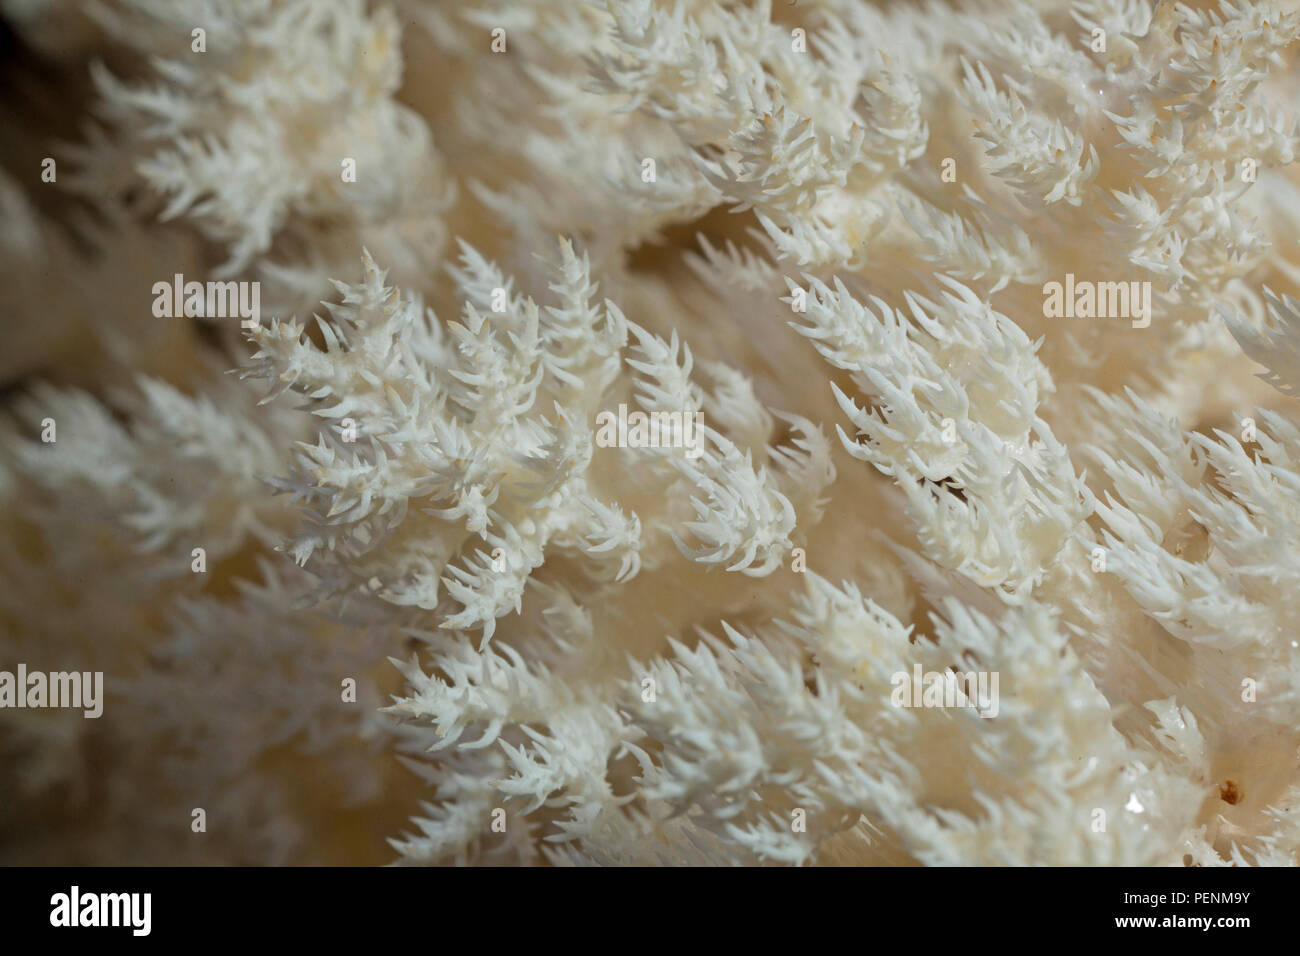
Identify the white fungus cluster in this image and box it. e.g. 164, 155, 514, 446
2, 0, 1300, 866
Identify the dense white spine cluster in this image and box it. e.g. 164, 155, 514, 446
3, 0, 1300, 867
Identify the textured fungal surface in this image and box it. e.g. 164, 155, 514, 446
3, 0, 1300, 867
